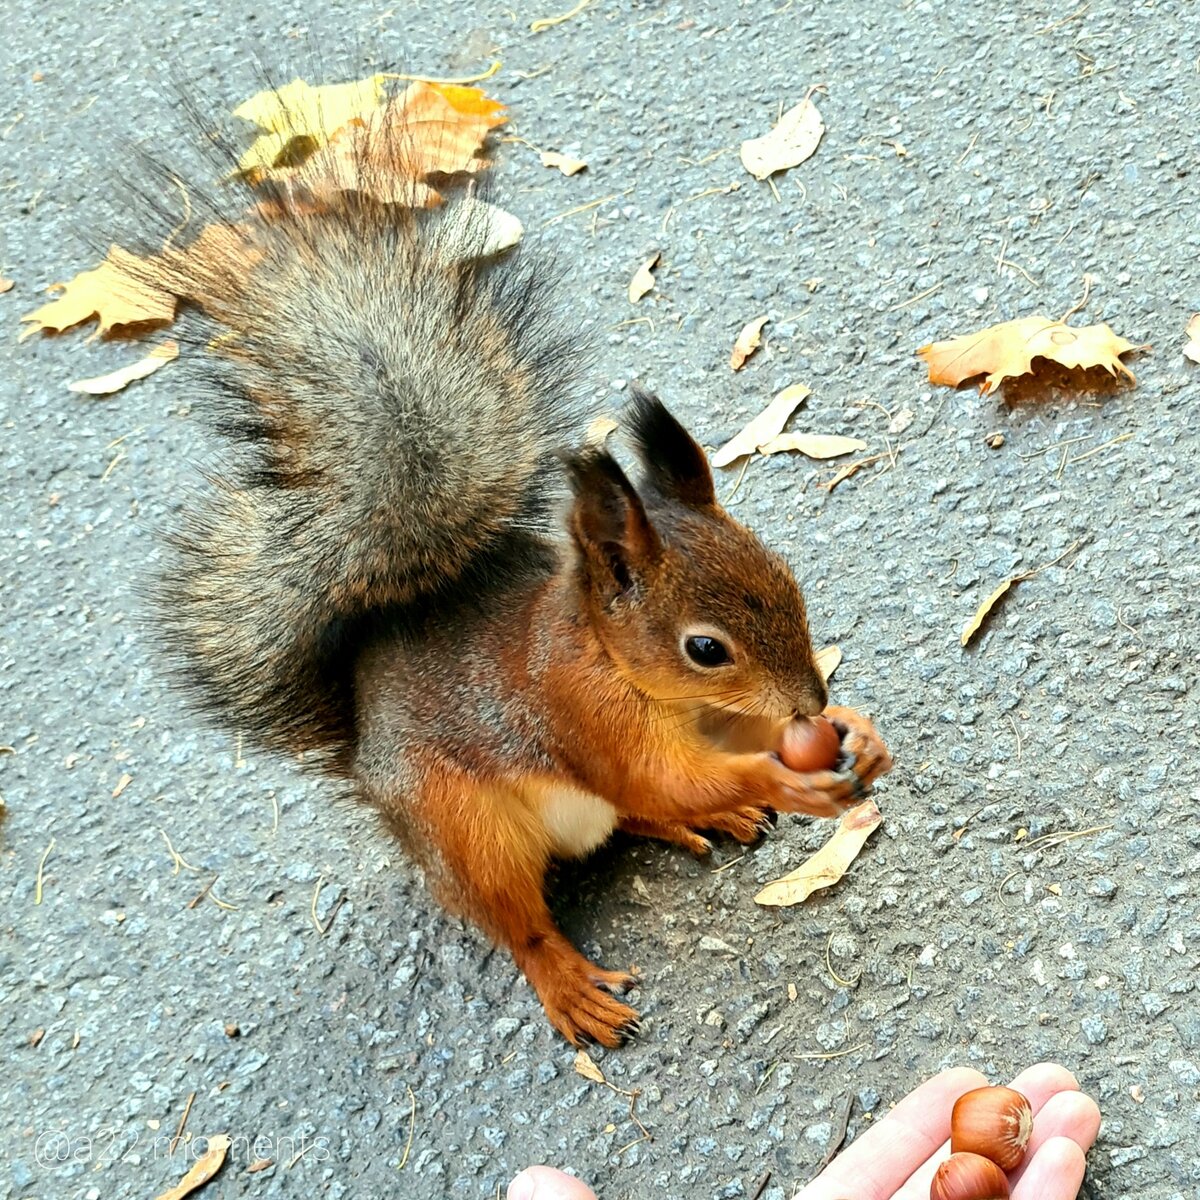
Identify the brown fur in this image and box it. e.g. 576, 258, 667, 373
147, 129, 891, 1043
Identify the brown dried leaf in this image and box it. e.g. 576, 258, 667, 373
711, 383, 810, 467
754, 800, 882, 907
628, 252, 661, 303
814, 645, 842, 682
961, 578, 1016, 647
740, 97, 825, 181
757, 432, 867, 460
540, 149, 587, 176
918, 315, 1138, 395
68, 340, 179, 396
1184, 314, 1200, 364
573, 1049, 606, 1084
20, 246, 176, 340
154, 1134, 231, 1200
730, 315, 769, 370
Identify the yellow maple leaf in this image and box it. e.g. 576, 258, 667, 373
20, 245, 176, 340
263, 81, 506, 206
233, 75, 388, 178
918, 315, 1138, 395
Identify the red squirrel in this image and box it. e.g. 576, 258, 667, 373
131, 80, 891, 1046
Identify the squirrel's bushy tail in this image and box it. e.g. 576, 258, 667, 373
138, 100, 584, 770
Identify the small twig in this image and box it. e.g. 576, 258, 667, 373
381, 62, 501, 85
531, 0, 592, 32
795, 1042, 868, 1061
710, 851, 750, 875
35, 837, 56, 904
749, 1170, 772, 1200
1007, 713, 1023, 763
310, 876, 345, 935
1024, 824, 1112, 852
886, 282, 942, 312
824, 931, 861, 988
398, 1086, 417, 1170
1067, 432, 1133, 465
725, 454, 752, 502
819, 1095, 854, 1168
170, 1091, 195, 1154
160, 828, 199, 875
1059, 272, 1096, 323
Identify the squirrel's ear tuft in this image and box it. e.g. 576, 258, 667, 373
625, 387, 716, 508
563, 448, 661, 601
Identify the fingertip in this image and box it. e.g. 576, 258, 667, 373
507, 1166, 598, 1200
1007, 1062, 1081, 1106
1013, 1136, 1087, 1200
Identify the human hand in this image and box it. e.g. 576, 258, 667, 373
795, 1063, 1100, 1200
506, 1063, 1100, 1200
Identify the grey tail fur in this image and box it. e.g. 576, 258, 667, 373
128, 81, 588, 772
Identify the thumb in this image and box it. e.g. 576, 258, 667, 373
507, 1165, 599, 1200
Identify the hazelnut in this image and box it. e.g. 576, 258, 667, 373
950, 1086, 1033, 1172
930, 1152, 1011, 1200
778, 715, 841, 772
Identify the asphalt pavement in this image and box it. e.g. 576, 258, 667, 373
2, 2, 1198, 1198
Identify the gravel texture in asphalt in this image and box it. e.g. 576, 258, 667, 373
3, 3, 1198, 1199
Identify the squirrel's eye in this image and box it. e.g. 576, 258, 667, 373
685, 635, 732, 668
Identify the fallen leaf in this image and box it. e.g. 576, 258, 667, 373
0, 276, 13, 293
918, 315, 1138, 395
1184, 314, 1200, 364
887, 406, 915, 435
282, 82, 505, 207
20, 246, 176, 340
755, 800, 882, 907
740, 96, 825, 181
573, 1049, 606, 1084
756, 432, 867, 460
246, 1159, 274, 1174
730, 315, 770, 370
68, 340, 178, 396
628, 252, 661, 303
233, 75, 389, 178
961, 578, 1016, 647
587, 416, 618, 445
814, 645, 842, 682
154, 1134, 231, 1200
711, 383, 810, 467
540, 149, 587, 176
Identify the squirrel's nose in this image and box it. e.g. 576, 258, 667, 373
793, 676, 828, 719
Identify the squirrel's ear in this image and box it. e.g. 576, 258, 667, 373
625, 387, 716, 508
564, 448, 661, 600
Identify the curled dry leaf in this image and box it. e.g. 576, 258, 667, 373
628, 252, 661, 303
154, 1134, 231, 1200
540, 149, 587, 176
0, 276, 13, 293
68, 340, 179, 396
1184, 314, 1200, 364
730, 315, 770, 370
740, 96, 825, 181
573, 1049, 606, 1084
918, 315, 1138, 395
711, 383, 810, 466
756, 432, 867, 460
754, 800, 882, 907
814, 645, 842, 682
961, 578, 1016, 647
20, 246, 176, 340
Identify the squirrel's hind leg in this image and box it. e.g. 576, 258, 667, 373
390, 764, 641, 1047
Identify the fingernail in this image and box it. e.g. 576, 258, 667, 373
507, 1170, 536, 1200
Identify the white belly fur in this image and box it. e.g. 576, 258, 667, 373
540, 786, 619, 858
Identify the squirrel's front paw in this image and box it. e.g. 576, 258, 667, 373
824, 705, 893, 788
740, 754, 860, 819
